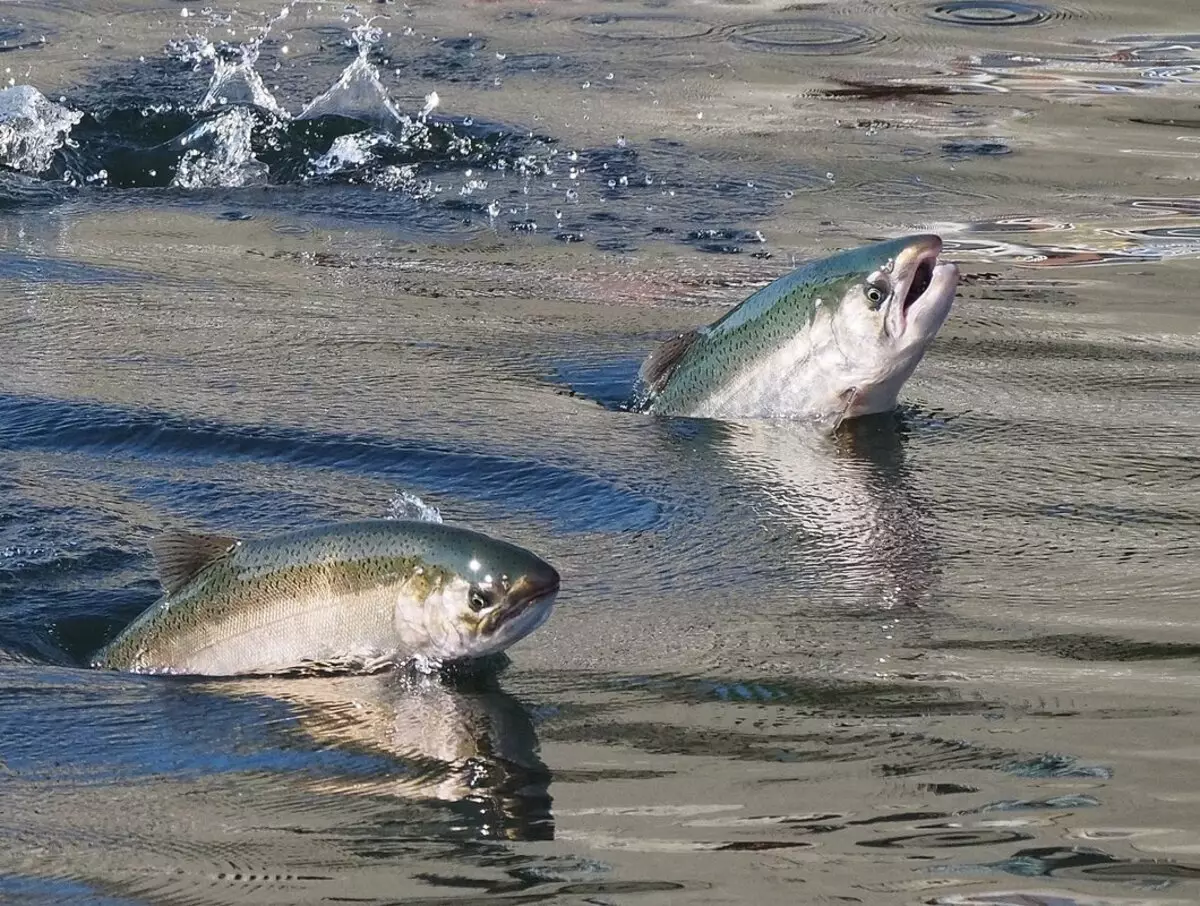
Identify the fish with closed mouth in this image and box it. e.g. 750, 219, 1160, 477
91, 519, 561, 677
629, 234, 959, 423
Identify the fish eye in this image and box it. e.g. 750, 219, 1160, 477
864, 276, 890, 308
468, 586, 493, 613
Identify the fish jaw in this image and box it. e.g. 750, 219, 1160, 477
406, 570, 560, 664
887, 235, 958, 349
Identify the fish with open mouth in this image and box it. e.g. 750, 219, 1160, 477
629, 234, 959, 423
91, 519, 561, 677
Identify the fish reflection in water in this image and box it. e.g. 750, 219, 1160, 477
694, 413, 938, 614
216, 666, 554, 841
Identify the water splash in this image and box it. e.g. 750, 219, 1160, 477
297, 21, 401, 126
173, 106, 270, 188
167, 4, 292, 117
386, 491, 443, 524
0, 86, 82, 175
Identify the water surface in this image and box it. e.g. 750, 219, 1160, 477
1, 1, 1199, 904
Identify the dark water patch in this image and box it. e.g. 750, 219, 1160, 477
542, 670, 1002, 717
980, 846, 1200, 881
1129, 116, 1200, 129
0, 874, 144, 906
860, 828, 1034, 848
924, 1, 1056, 27
72, 57, 212, 118
50, 105, 533, 190
941, 137, 1012, 157
683, 227, 767, 256
0, 251, 147, 285
0, 393, 662, 535
935, 333, 1200, 366
0, 172, 70, 209
1109, 223, 1200, 241
962, 217, 1074, 233
723, 18, 886, 56
920, 783, 981, 795
977, 794, 1101, 812
559, 880, 689, 894
1119, 197, 1200, 216
549, 354, 643, 410
0, 668, 395, 783
848, 810, 949, 826
1003, 755, 1113, 780
928, 634, 1200, 663
0, 33, 47, 55
544, 717, 1038, 783
569, 13, 716, 42
817, 80, 959, 100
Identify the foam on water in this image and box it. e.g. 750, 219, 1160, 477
0, 85, 82, 175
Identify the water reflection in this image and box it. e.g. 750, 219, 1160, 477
693, 415, 938, 613
218, 668, 554, 841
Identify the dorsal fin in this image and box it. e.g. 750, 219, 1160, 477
150, 531, 239, 595
638, 328, 702, 394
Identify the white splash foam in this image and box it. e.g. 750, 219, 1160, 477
0, 86, 82, 175
386, 491, 443, 524
172, 106, 269, 188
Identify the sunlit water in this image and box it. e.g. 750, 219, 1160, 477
1, 1, 1199, 904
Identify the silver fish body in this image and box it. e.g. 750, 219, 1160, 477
630, 234, 959, 422
92, 519, 560, 677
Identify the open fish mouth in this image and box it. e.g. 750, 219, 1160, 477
489, 570, 561, 631
903, 256, 934, 312
893, 235, 959, 337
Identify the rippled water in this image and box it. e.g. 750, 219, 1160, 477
1, 0, 1199, 904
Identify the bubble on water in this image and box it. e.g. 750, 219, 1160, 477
386, 491, 443, 523
0, 85, 82, 175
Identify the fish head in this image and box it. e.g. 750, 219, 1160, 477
813, 233, 959, 417
412, 524, 561, 662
